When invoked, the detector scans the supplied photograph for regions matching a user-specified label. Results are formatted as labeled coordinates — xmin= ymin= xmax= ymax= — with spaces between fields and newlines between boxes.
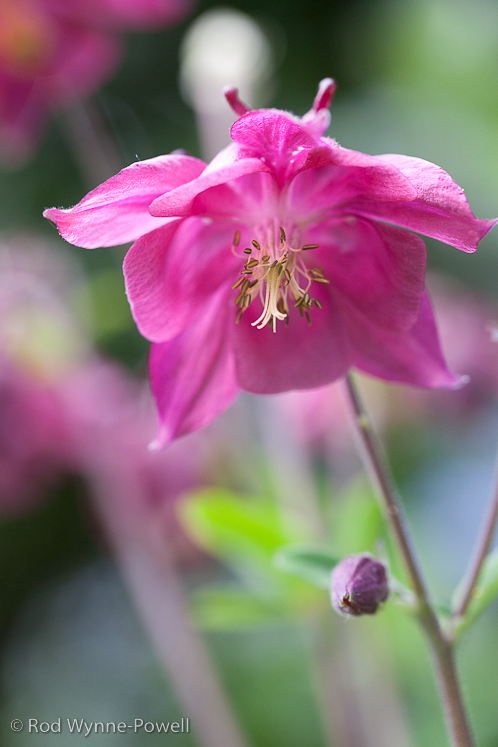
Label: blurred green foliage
xmin=179 ymin=487 xmax=324 ymax=627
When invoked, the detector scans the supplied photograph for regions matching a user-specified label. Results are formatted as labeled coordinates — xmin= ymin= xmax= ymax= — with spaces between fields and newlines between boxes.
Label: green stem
xmin=343 ymin=373 xmax=475 ymax=747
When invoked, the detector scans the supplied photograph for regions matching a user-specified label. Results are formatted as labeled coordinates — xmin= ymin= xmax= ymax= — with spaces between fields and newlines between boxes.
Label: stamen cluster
xmin=231 ymin=226 xmax=329 ymax=332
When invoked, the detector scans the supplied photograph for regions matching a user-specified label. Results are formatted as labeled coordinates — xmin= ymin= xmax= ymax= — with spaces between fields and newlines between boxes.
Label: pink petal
xmin=303 ymin=78 xmax=336 ymax=120
xmin=123 ymin=218 xmax=238 ymax=342
xmin=171 ymin=158 xmax=415 ymax=228
xmin=233 ymin=285 xmax=350 ymax=394
xmin=310 ymin=218 xmax=426 ymax=334
xmin=200 ymin=142 xmax=253 ymax=174
xmin=148 ymin=146 xmax=270 ymax=217
xmin=149 ymin=288 xmax=239 ymax=448
xmin=186 ymin=172 xmax=279 ymax=223
xmin=347 ymin=154 xmax=496 ymax=252
xmin=341 ymin=291 xmax=463 ymax=388
xmin=285 ymin=162 xmax=417 ymax=222
xmin=224 ymin=87 xmax=250 ymax=117
xmin=43 ymin=154 xmax=205 ymax=248
xmin=230 ymin=110 xmax=321 ymax=186
xmin=299 ymin=79 xmax=336 ymax=137
xmin=293 ymin=145 xmax=340 ymax=174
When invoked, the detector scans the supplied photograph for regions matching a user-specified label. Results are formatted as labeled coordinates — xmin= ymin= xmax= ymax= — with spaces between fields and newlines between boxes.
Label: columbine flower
xmin=44 ymin=79 xmax=496 ymax=447
xmin=0 ymin=0 xmax=192 ymax=163
xmin=331 ymin=553 xmax=389 ymax=616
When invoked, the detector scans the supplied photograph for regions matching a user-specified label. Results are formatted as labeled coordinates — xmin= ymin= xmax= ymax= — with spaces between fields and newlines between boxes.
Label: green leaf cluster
xmin=178 ymin=479 xmax=401 ymax=629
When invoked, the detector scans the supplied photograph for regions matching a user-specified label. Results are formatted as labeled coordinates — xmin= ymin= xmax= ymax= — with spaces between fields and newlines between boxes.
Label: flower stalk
xmin=451 ymin=440 xmax=498 ymax=623
xmin=343 ymin=372 xmax=475 ymax=747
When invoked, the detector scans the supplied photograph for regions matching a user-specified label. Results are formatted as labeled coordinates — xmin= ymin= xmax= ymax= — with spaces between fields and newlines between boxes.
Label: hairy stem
xmin=452 ymin=442 xmax=498 ymax=621
xmin=343 ymin=373 xmax=474 ymax=747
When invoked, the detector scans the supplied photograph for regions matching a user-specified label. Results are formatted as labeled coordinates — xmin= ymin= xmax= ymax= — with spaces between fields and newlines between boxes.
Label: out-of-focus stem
xmin=315 ymin=616 xmax=365 ymax=747
xmin=109 ymin=536 xmax=249 ymax=747
xmin=257 ymin=398 xmax=325 ymax=541
xmin=452 ymin=442 xmax=498 ymax=621
xmin=60 ymin=97 xmax=123 ymax=187
xmin=84 ymin=442 xmax=249 ymax=747
xmin=318 ymin=614 xmax=412 ymax=747
xmin=343 ymin=373 xmax=475 ymax=747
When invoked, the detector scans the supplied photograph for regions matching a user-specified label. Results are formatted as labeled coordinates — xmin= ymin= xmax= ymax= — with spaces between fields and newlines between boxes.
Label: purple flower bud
xmin=331 ymin=554 xmax=389 ymax=616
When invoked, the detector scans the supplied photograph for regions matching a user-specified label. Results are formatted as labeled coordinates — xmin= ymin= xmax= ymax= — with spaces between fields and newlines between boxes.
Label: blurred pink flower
xmin=44 ymin=79 xmax=496 ymax=447
xmin=0 ymin=237 xmax=84 ymax=512
xmin=428 ymin=278 xmax=498 ymax=401
xmin=0 ymin=0 xmax=192 ymax=163
xmin=389 ymin=276 xmax=498 ymax=423
xmin=59 ymin=358 xmax=208 ymax=564
xmin=0 ymin=239 xmax=206 ymax=543
xmin=0 ymin=352 xmax=72 ymax=513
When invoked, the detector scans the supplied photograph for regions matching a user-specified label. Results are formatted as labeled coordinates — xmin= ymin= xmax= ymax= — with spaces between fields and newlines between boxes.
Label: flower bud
xmin=331 ymin=553 xmax=389 ymax=616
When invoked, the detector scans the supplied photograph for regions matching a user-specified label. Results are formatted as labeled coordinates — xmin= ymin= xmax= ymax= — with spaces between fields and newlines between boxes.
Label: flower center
xmin=231 ymin=225 xmax=329 ymax=332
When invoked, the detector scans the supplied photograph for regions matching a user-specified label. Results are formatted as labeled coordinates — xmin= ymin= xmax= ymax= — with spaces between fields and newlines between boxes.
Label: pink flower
xmin=0 ymin=0 xmax=192 ymax=163
xmin=0 ymin=351 xmax=72 ymax=513
xmin=44 ymin=79 xmax=496 ymax=447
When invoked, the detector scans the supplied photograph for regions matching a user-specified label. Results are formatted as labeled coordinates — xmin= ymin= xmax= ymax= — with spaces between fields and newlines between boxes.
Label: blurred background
xmin=1 ymin=0 xmax=498 ymax=745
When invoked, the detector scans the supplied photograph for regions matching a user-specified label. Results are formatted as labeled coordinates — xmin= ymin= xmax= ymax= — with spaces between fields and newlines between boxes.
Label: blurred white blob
xmin=179 ymin=8 xmax=274 ymax=159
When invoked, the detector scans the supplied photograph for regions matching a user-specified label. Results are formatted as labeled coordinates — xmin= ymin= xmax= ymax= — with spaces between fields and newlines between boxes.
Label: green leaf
xmin=190 ymin=584 xmax=291 ymax=630
xmin=273 ymin=544 xmax=341 ymax=588
xmin=178 ymin=488 xmax=303 ymax=576
xmin=452 ymin=549 xmax=498 ymax=637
